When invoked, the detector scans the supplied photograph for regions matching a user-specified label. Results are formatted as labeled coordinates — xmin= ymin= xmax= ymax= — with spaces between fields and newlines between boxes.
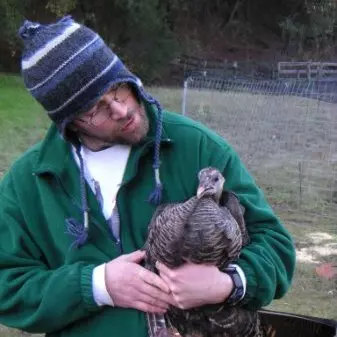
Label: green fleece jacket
xmin=0 ymin=107 xmax=295 ymax=337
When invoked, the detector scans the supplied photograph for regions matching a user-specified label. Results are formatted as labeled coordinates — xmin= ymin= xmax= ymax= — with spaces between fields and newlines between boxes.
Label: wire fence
xmin=182 ymin=74 xmax=337 ymax=227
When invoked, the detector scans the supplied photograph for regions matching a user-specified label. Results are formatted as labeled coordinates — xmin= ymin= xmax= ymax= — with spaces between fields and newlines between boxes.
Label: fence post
xmin=182 ymin=77 xmax=190 ymax=116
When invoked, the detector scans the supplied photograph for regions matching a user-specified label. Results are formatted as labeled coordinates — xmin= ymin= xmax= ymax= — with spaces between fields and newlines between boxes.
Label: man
xmin=0 ymin=16 xmax=295 ymax=337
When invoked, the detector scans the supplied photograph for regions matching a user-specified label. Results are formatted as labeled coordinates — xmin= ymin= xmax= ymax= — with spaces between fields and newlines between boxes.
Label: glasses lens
xmin=91 ymin=108 xmax=110 ymax=126
xmin=115 ymin=83 xmax=131 ymax=103
xmin=86 ymin=83 xmax=132 ymax=126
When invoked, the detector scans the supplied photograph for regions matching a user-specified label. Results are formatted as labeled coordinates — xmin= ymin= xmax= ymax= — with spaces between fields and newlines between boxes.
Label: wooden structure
xmin=277 ymin=62 xmax=337 ymax=80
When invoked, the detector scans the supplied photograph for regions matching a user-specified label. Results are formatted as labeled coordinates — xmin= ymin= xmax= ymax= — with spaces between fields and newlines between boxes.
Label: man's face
xmin=72 ymin=83 xmax=149 ymax=146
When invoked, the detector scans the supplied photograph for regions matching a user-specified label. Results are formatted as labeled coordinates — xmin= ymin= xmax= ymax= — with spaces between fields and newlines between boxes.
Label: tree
xmin=279 ymin=0 xmax=337 ymax=58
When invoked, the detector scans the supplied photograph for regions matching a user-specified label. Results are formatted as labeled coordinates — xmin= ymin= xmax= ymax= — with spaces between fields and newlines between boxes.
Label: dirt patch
xmin=296 ymin=231 xmax=337 ymax=264
xmin=306 ymin=232 xmax=334 ymax=243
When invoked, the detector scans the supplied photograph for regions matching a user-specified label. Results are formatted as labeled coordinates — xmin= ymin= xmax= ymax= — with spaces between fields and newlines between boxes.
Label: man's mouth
xmin=120 ymin=115 xmax=135 ymax=132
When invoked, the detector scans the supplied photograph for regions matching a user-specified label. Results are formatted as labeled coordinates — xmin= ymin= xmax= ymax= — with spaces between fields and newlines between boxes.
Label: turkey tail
xmin=147 ymin=313 xmax=181 ymax=337
xmin=258 ymin=309 xmax=337 ymax=337
xmin=143 ymin=259 xmax=175 ymax=337
xmin=146 ymin=312 xmax=172 ymax=337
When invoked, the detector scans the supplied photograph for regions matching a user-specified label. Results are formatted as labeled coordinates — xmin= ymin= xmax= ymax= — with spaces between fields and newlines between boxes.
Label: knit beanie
xmin=18 ymin=16 xmax=164 ymax=247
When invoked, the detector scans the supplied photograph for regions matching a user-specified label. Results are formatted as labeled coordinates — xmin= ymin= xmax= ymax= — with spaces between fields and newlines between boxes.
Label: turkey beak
xmin=197 ymin=186 xmax=205 ymax=198
xmin=197 ymin=185 xmax=210 ymax=198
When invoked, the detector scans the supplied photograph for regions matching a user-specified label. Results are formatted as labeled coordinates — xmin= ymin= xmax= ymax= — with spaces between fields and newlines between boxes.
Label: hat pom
xmin=18 ymin=15 xmax=74 ymax=40
xmin=18 ymin=20 xmax=41 ymax=39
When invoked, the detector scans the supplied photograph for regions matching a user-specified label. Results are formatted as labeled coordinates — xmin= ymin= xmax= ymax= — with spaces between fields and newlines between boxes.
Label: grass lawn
xmin=0 ymin=75 xmax=49 ymax=179
xmin=0 ymin=74 xmax=336 ymax=336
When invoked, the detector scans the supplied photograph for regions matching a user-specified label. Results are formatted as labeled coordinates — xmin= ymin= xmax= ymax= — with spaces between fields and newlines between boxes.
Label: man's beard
xmin=114 ymin=106 xmax=149 ymax=145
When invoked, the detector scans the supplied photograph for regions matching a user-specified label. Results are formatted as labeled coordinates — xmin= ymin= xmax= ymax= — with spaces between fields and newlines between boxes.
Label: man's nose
xmin=104 ymin=97 xmax=128 ymax=119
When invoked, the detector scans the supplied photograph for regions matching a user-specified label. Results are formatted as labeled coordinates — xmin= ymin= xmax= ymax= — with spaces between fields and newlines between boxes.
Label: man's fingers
xmin=139 ymin=267 xmax=170 ymax=293
xmin=134 ymin=301 xmax=167 ymax=314
xmin=155 ymin=261 xmax=172 ymax=276
xmin=137 ymin=292 xmax=169 ymax=310
xmin=156 ymin=261 xmax=178 ymax=285
xmin=138 ymin=282 xmax=175 ymax=307
xmin=156 ymin=272 xmax=174 ymax=293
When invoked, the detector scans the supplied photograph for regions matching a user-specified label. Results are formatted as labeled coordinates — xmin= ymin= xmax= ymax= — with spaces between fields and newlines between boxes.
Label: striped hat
xmin=18 ymin=16 xmax=164 ymax=247
xmin=18 ymin=16 xmax=160 ymax=131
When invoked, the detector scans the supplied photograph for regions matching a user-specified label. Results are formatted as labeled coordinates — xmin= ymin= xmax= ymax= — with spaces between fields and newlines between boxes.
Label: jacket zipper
xmin=113 ymin=138 xmax=172 ymax=252
xmin=113 ymin=140 xmax=154 ymax=253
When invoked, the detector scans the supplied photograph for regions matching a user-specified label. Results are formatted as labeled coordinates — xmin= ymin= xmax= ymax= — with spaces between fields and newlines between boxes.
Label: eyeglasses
xmin=77 ymin=83 xmax=132 ymax=126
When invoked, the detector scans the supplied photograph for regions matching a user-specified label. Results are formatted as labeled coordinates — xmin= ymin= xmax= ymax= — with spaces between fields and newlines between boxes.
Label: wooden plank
xmin=278 ymin=61 xmax=337 ymax=79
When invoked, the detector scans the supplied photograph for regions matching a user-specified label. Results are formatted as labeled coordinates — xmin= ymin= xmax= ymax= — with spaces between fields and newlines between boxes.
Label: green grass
xmin=0 ymin=74 xmax=336 ymax=336
xmin=0 ymin=74 xmax=50 ymax=178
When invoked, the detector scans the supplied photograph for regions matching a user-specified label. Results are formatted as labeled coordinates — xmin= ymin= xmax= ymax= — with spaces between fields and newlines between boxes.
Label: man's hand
xmin=105 ymin=250 xmax=174 ymax=313
xmin=156 ymin=261 xmax=234 ymax=310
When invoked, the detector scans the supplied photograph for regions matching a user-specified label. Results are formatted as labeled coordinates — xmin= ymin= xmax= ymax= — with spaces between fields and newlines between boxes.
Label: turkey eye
xmin=213 ymin=177 xmax=219 ymax=182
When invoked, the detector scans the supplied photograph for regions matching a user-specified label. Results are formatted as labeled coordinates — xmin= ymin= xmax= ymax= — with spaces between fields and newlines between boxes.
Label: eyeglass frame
xmin=76 ymin=82 xmax=133 ymax=126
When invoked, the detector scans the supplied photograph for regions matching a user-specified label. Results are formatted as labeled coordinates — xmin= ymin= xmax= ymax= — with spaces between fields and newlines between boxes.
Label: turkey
xmin=144 ymin=167 xmax=263 ymax=337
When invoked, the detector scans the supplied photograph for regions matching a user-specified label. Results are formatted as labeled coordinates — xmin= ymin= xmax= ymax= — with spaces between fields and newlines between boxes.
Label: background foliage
xmin=0 ymin=0 xmax=336 ymax=82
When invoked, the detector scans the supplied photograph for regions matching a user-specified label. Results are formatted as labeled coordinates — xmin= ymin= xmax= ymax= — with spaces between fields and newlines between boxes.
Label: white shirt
xmin=73 ymin=144 xmax=130 ymax=306
xmin=74 ymin=145 xmax=131 ymax=220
